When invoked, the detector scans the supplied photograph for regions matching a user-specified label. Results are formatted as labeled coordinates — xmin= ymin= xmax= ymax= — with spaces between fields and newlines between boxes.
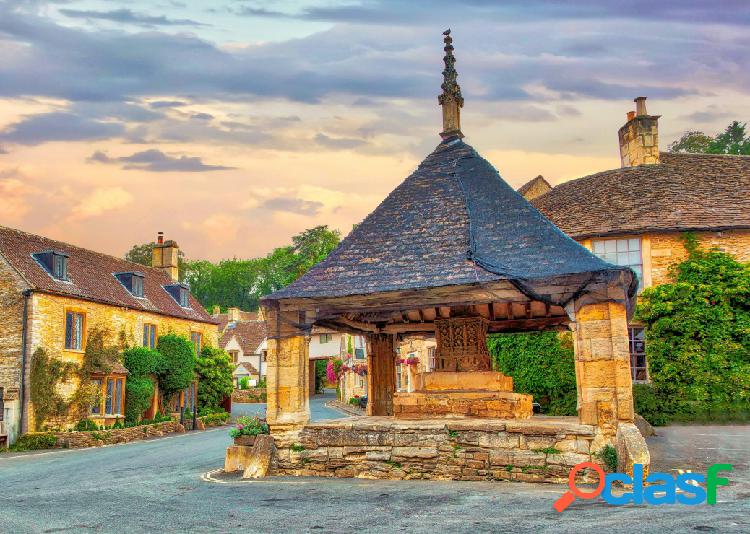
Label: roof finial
xmin=438 ymin=29 xmax=464 ymax=140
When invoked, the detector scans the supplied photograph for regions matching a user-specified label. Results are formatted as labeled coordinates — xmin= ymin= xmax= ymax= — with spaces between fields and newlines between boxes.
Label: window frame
xmin=64 ymin=309 xmax=86 ymax=352
xmin=319 ymin=333 xmax=332 ymax=344
xmin=591 ymin=237 xmax=643 ymax=290
xmin=628 ymin=327 xmax=649 ymax=383
xmin=143 ymin=323 xmax=157 ymax=349
xmin=228 ymin=350 xmax=239 ymax=364
xmin=191 ymin=331 xmax=203 ymax=356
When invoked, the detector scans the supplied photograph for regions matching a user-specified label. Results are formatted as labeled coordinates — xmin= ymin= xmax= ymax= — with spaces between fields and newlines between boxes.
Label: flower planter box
xmin=234 ymin=435 xmax=257 ymax=447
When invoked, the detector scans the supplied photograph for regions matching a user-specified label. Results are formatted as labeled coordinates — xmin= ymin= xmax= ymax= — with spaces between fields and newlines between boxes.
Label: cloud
xmin=314 ymin=133 xmax=366 ymax=150
xmin=679 ymin=106 xmax=734 ymax=124
xmin=59 ymin=8 xmax=207 ymax=28
xmin=69 ymin=187 xmax=133 ymax=219
xmin=260 ymin=197 xmax=324 ymax=216
xmin=0 ymin=169 xmax=32 ymax=221
xmin=88 ymin=148 xmax=234 ymax=172
xmin=0 ymin=112 xmax=125 ymax=145
xmin=191 ymin=112 xmax=214 ymax=120
xmin=149 ymin=100 xmax=188 ymax=109
xmin=0 ymin=146 xmax=7 ymax=154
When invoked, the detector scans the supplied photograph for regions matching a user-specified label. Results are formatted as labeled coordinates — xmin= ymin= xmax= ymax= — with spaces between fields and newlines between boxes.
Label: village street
xmin=1 ymin=391 xmax=748 ymax=534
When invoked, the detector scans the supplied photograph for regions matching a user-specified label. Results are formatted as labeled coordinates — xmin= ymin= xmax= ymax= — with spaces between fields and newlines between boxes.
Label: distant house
xmin=395 ymin=336 xmax=437 ymax=392
xmin=520 ymin=97 xmax=750 ymax=382
xmin=213 ymin=307 xmax=267 ymax=384
xmin=516 ymin=175 xmax=551 ymax=201
xmin=0 ymin=228 xmax=217 ymax=446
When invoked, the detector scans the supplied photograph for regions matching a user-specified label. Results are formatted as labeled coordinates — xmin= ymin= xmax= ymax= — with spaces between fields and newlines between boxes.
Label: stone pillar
xmin=264 ymin=308 xmax=310 ymax=432
xmin=366 ymin=334 xmax=395 ymax=416
xmin=572 ymin=302 xmax=634 ymax=436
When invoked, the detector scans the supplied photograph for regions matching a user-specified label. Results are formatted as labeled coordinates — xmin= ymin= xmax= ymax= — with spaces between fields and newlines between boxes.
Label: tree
xmin=125 ymin=242 xmax=188 ymax=281
xmin=123 ymin=347 xmax=164 ymax=423
xmin=194 ymin=346 xmax=234 ymax=410
xmin=156 ymin=334 xmax=196 ymax=397
xmin=668 ymin=121 xmax=750 ymax=155
xmin=183 ymin=225 xmax=341 ymax=311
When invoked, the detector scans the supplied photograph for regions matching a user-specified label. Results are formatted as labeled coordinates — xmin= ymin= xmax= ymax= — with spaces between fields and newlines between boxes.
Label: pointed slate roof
xmin=265 ymin=138 xmax=636 ymax=307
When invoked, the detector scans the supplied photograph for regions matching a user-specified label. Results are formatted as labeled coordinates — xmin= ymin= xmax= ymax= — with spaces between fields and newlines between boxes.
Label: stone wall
xmin=274 ymin=418 xmax=603 ymax=483
xmin=232 ymin=388 xmax=267 ymax=403
xmin=51 ymin=420 xmax=185 ymax=448
xmin=0 ymin=253 xmax=29 ymax=445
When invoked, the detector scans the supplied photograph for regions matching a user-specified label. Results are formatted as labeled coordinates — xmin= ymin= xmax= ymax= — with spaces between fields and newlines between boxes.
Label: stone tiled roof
xmin=517 ymin=175 xmax=552 ymax=200
xmin=220 ymin=320 xmax=266 ymax=354
xmin=0 ymin=225 xmax=215 ymax=324
xmin=233 ymin=362 xmax=259 ymax=375
xmin=265 ymin=139 xmax=635 ymax=304
xmin=531 ymin=152 xmax=750 ymax=239
xmin=215 ymin=310 xmax=258 ymax=332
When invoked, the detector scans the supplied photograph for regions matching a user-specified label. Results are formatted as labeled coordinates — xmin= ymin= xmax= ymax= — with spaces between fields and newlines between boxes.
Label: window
xmin=33 ymin=250 xmax=69 ymax=281
xmin=115 ymin=272 xmax=145 ymax=298
xmin=396 ymin=364 xmax=402 ymax=390
xmin=629 ymin=327 xmax=648 ymax=383
xmin=428 ymin=347 xmax=436 ymax=372
xmin=592 ymin=238 xmax=643 ymax=289
xmin=164 ymin=284 xmax=190 ymax=307
xmin=143 ymin=323 xmax=157 ymax=349
xmin=262 ymin=350 xmax=267 ymax=362
xmin=65 ymin=311 xmax=85 ymax=350
xmin=354 ymin=348 xmax=365 ymax=360
xmin=90 ymin=379 xmax=102 ymax=414
xmin=228 ymin=350 xmax=239 ymax=364
xmin=319 ymin=333 xmax=332 ymax=344
xmin=103 ymin=377 xmax=125 ymax=416
xmin=191 ymin=332 xmax=202 ymax=355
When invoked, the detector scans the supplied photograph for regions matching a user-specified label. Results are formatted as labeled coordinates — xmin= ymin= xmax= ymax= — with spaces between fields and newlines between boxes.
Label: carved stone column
xmin=366 ymin=334 xmax=395 ymax=416
xmin=434 ymin=316 xmax=491 ymax=372
xmin=572 ymin=302 xmax=634 ymax=435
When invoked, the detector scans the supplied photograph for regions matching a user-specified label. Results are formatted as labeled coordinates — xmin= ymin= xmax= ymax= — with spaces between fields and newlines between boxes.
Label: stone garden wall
xmin=232 ymin=388 xmax=267 ymax=403
xmin=52 ymin=421 xmax=185 ymax=448
xmin=274 ymin=417 xmax=604 ymax=483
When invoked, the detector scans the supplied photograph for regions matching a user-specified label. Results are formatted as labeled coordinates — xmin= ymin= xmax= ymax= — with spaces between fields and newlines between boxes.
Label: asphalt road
xmin=1 ymin=400 xmax=748 ymax=533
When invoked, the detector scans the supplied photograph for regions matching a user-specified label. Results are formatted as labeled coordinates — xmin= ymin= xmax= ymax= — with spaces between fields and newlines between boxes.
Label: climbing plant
xmin=487 ymin=331 xmax=577 ymax=416
xmin=635 ymin=234 xmax=750 ymax=424
xmin=123 ymin=347 xmax=164 ymax=423
xmin=29 ymin=347 xmax=76 ymax=431
xmin=156 ymin=334 xmax=196 ymax=397
xmin=194 ymin=346 xmax=234 ymax=411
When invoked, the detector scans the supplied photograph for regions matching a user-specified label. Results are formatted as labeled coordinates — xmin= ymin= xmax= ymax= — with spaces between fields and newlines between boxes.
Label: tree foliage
xmin=123 ymin=347 xmax=164 ymax=423
xmin=194 ymin=346 xmax=234 ymax=411
xmin=668 ymin=121 xmax=750 ymax=155
xmin=184 ymin=225 xmax=341 ymax=311
xmin=124 ymin=241 xmax=188 ymax=281
xmin=487 ymin=332 xmax=577 ymax=416
xmin=635 ymin=234 xmax=750 ymax=424
xmin=156 ymin=334 xmax=196 ymax=397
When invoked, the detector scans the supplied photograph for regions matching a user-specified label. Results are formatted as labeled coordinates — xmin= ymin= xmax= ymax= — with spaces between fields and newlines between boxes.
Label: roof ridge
xmin=0 ymin=224 xmax=171 ymax=279
xmin=661 ymin=151 xmax=750 ymax=159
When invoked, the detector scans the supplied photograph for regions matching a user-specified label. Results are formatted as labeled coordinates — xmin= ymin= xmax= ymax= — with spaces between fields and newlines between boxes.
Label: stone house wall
xmin=24 ymin=292 xmax=218 ymax=432
xmin=0 ymin=253 xmax=30 ymax=445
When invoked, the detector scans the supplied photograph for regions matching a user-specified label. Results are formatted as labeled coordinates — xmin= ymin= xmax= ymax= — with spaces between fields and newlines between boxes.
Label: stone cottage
xmin=213 ymin=307 xmax=268 ymax=386
xmin=522 ymin=97 xmax=750 ymax=382
xmin=0 ymin=227 xmax=216 ymax=445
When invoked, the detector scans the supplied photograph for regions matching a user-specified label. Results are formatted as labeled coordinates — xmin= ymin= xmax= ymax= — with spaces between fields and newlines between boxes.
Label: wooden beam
xmin=488 ymin=316 xmax=569 ymax=333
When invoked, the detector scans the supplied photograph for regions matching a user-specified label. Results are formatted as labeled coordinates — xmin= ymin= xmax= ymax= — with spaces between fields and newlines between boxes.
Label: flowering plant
xmin=229 ymin=415 xmax=269 ymax=438
xmin=350 ymin=363 xmax=368 ymax=377
xmin=326 ymin=358 xmax=344 ymax=382
xmin=399 ymin=356 xmax=420 ymax=366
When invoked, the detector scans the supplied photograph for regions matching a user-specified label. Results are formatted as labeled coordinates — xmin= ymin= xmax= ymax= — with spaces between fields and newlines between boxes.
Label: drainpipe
xmin=19 ymin=289 xmax=32 ymax=435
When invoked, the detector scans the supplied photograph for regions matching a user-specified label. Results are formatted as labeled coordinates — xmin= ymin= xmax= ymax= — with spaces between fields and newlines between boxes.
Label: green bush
xmin=195 ymin=346 xmax=234 ymax=411
xmin=11 ymin=433 xmax=58 ymax=451
xmin=239 ymin=376 xmax=250 ymax=390
xmin=124 ymin=376 xmax=155 ymax=424
xmin=487 ymin=331 xmax=577 ymax=415
xmin=598 ymin=445 xmax=618 ymax=472
xmin=257 ymin=377 xmax=267 ymax=389
xmin=635 ymin=235 xmax=750 ymax=425
xmin=123 ymin=347 xmax=164 ymax=377
xmin=201 ymin=412 xmax=230 ymax=425
xmin=156 ymin=334 xmax=196 ymax=397
xmin=75 ymin=419 xmax=99 ymax=432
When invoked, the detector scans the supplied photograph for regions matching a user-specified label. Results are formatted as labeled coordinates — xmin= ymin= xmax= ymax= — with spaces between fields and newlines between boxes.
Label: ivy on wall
xmin=29 ymin=348 xmax=76 ymax=431
xmin=635 ymin=234 xmax=750 ymax=424
xmin=195 ymin=346 xmax=233 ymax=411
xmin=487 ymin=331 xmax=577 ymax=416
xmin=123 ymin=347 xmax=163 ymax=423
xmin=156 ymin=334 xmax=196 ymax=397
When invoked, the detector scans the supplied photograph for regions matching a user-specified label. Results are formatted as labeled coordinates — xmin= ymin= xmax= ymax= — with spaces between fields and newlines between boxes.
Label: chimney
xmin=618 ymin=96 xmax=660 ymax=167
xmin=228 ymin=307 xmax=241 ymax=322
xmin=151 ymin=232 xmax=180 ymax=281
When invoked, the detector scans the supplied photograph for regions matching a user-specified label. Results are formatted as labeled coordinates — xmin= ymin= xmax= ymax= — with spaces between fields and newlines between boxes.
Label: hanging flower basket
xmin=399 ymin=356 xmax=420 ymax=366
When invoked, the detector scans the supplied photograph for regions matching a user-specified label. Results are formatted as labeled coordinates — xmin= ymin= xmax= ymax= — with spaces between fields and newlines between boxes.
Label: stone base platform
xmin=273 ymin=416 xmax=603 ymax=483
xmin=392 ymin=390 xmax=533 ymax=419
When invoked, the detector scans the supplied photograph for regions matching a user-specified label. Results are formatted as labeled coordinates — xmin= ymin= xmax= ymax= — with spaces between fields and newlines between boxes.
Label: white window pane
xmin=629 ymin=251 xmax=642 ymax=265
xmin=628 ymin=238 xmax=640 ymax=251
xmin=604 ymin=240 xmax=617 ymax=253
xmin=617 ymin=252 xmax=629 ymax=265
xmin=616 ymin=239 xmax=629 ymax=252
xmin=593 ymin=241 xmax=605 ymax=253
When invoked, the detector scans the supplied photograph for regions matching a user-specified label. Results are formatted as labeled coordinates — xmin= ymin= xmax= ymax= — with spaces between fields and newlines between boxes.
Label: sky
xmin=1 ymin=0 xmax=750 ymax=262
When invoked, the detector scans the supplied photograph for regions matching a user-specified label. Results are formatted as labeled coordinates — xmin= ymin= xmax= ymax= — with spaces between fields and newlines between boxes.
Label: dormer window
xmin=33 ymin=250 xmax=69 ymax=281
xmin=115 ymin=272 xmax=145 ymax=298
xmin=165 ymin=283 xmax=190 ymax=307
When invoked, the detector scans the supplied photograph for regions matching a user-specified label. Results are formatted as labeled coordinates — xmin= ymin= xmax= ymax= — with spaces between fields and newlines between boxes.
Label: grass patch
xmin=385 ymin=460 xmax=402 ymax=469
xmin=4 ymin=433 xmax=58 ymax=452
xmin=597 ymin=445 xmax=618 ymax=472
xmin=532 ymin=447 xmax=562 ymax=455
xmin=447 ymin=429 xmax=458 ymax=438
xmin=290 ymin=443 xmax=305 ymax=452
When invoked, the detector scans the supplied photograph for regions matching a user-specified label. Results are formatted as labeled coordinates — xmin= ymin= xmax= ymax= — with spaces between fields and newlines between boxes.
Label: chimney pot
xmin=634 ymin=96 xmax=648 ymax=116
xmin=627 ymin=111 xmax=636 ymax=121
xmin=157 ymin=231 xmax=164 ymax=245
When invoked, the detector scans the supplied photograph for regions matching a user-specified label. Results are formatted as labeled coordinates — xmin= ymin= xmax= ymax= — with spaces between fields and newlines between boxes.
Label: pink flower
xmin=237 ymin=424 xmax=244 ymax=430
